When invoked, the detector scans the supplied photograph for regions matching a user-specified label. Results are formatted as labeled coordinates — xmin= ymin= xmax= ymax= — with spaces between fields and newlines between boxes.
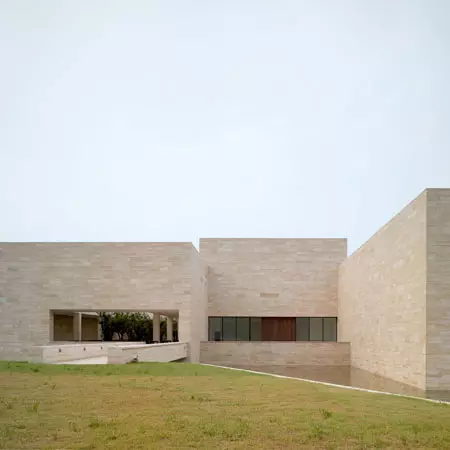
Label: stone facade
xmin=200 ymin=342 xmax=350 ymax=366
xmin=200 ymin=238 xmax=347 ymax=317
xmin=338 ymin=189 xmax=450 ymax=391
xmin=0 ymin=242 xmax=203 ymax=362
xmin=426 ymin=189 xmax=450 ymax=390
xmin=1 ymin=188 xmax=450 ymax=391
xmin=338 ymin=192 xmax=428 ymax=389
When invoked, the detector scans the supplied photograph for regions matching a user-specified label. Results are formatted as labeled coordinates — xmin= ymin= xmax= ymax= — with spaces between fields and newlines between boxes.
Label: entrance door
xmin=261 ymin=317 xmax=295 ymax=341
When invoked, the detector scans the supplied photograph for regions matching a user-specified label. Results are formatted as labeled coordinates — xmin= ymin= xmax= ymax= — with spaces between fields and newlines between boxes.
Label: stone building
xmin=0 ymin=188 xmax=449 ymax=391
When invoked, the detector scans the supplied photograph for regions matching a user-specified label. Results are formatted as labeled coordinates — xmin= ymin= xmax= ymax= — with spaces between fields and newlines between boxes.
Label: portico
xmin=51 ymin=310 xmax=178 ymax=343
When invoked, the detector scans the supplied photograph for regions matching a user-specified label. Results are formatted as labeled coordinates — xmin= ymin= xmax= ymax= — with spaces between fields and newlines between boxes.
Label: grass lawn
xmin=1 ymin=362 xmax=450 ymax=449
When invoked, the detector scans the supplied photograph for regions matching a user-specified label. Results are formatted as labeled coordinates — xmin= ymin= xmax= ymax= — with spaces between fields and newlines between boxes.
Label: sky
xmin=1 ymin=0 xmax=449 ymax=254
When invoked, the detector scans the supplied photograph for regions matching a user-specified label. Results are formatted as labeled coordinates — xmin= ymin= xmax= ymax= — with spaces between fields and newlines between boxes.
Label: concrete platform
xmin=55 ymin=356 xmax=107 ymax=364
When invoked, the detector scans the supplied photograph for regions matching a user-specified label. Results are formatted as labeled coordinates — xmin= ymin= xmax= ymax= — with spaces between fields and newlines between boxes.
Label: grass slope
xmin=0 ymin=361 xmax=449 ymax=449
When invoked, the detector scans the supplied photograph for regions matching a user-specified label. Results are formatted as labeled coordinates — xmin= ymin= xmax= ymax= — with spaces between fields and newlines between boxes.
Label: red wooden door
xmin=261 ymin=318 xmax=295 ymax=341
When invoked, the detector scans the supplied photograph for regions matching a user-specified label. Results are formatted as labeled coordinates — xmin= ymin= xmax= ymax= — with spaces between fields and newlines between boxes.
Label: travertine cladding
xmin=200 ymin=238 xmax=347 ymax=317
xmin=0 ymin=243 xmax=201 ymax=362
xmin=426 ymin=189 xmax=450 ymax=390
xmin=200 ymin=342 xmax=350 ymax=366
xmin=339 ymin=192 xmax=428 ymax=389
xmin=187 ymin=257 xmax=208 ymax=362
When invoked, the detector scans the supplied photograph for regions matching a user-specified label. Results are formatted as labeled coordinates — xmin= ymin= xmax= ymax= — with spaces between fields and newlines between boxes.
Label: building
xmin=0 ymin=188 xmax=449 ymax=391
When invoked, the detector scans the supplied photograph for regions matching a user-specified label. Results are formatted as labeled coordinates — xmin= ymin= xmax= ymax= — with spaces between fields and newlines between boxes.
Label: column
xmin=167 ymin=316 xmax=173 ymax=342
xmin=97 ymin=317 xmax=102 ymax=341
xmin=73 ymin=312 xmax=82 ymax=341
xmin=153 ymin=313 xmax=160 ymax=342
xmin=49 ymin=311 xmax=54 ymax=342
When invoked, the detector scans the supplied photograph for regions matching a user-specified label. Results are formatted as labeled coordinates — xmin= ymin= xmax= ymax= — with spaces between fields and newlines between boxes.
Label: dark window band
xmin=208 ymin=317 xmax=337 ymax=342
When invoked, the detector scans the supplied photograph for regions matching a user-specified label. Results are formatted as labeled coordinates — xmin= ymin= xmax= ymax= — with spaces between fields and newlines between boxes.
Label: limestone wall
xmin=200 ymin=341 xmax=350 ymax=366
xmin=426 ymin=189 xmax=450 ymax=390
xmin=201 ymin=238 xmax=347 ymax=317
xmin=0 ymin=243 xmax=201 ymax=361
xmin=338 ymin=192 xmax=427 ymax=389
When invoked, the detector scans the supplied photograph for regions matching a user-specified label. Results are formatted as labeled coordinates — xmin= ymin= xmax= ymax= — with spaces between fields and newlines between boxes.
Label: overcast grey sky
xmin=1 ymin=1 xmax=449 ymax=253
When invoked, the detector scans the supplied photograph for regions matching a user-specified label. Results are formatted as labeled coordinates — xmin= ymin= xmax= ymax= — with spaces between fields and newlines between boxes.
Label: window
xmin=208 ymin=317 xmax=337 ymax=342
xmin=237 ymin=317 xmax=250 ymax=341
xmin=323 ymin=317 xmax=337 ymax=341
xmin=295 ymin=317 xmax=309 ymax=341
xmin=208 ymin=317 xmax=222 ymax=341
xmin=309 ymin=317 xmax=323 ymax=341
xmin=222 ymin=317 xmax=237 ymax=341
xmin=250 ymin=317 xmax=261 ymax=341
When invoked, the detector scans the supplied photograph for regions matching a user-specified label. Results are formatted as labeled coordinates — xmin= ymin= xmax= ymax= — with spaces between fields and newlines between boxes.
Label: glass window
xmin=209 ymin=317 xmax=222 ymax=341
xmin=237 ymin=317 xmax=250 ymax=341
xmin=209 ymin=316 xmax=337 ymax=342
xmin=223 ymin=317 xmax=237 ymax=341
xmin=296 ymin=317 xmax=309 ymax=341
xmin=309 ymin=317 xmax=323 ymax=341
xmin=250 ymin=317 xmax=261 ymax=341
xmin=323 ymin=317 xmax=337 ymax=341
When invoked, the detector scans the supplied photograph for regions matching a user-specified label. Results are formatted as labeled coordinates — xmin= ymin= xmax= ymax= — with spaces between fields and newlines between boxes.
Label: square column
xmin=49 ymin=311 xmax=54 ymax=342
xmin=97 ymin=318 xmax=102 ymax=341
xmin=73 ymin=312 xmax=82 ymax=341
xmin=167 ymin=316 xmax=173 ymax=342
xmin=153 ymin=313 xmax=160 ymax=342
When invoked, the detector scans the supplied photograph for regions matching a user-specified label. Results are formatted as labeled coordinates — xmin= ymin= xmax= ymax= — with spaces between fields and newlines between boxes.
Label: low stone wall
xmin=200 ymin=342 xmax=351 ymax=366
xmin=33 ymin=342 xmax=145 ymax=363
xmin=108 ymin=342 xmax=189 ymax=364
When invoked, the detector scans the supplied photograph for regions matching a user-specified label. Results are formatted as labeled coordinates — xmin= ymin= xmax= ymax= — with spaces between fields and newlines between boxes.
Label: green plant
xmin=309 ymin=423 xmax=325 ymax=440
xmin=320 ymin=408 xmax=332 ymax=419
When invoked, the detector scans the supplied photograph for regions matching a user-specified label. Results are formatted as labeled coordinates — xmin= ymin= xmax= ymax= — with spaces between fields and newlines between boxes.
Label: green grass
xmin=0 ymin=362 xmax=450 ymax=449
xmin=0 ymin=361 xmax=231 ymax=377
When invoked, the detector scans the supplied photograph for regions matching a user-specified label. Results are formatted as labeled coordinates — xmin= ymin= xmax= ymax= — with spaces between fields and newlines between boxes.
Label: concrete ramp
xmin=33 ymin=341 xmax=189 ymax=365
xmin=46 ymin=342 xmax=188 ymax=364
xmin=33 ymin=342 xmax=145 ymax=364
xmin=55 ymin=356 xmax=107 ymax=364
xmin=107 ymin=342 xmax=188 ymax=364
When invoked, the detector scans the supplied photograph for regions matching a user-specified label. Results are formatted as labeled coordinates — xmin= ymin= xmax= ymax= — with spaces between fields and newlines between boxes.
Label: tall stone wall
xmin=338 ymin=192 xmax=427 ymax=389
xmin=0 ymin=242 xmax=201 ymax=361
xmin=200 ymin=238 xmax=347 ymax=317
xmin=179 ymin=245 xmax=208 ymax=362
xmin=426 ymin=189 xmax=450 ymax=390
